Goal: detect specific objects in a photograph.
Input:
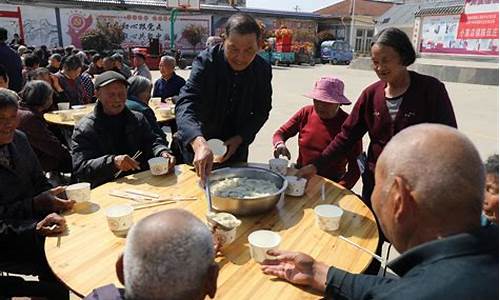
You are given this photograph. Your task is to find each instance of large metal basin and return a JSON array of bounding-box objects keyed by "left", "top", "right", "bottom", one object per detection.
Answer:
[{"left": 208, "top": 167, "right": 287, "bottom": 216}]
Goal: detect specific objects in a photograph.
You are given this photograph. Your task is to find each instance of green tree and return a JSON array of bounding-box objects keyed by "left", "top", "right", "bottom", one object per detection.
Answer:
[
  {"left": 81, "top": 21, "right": 125, "bottom": 52},
  {"left": 182, "top": 24, "right": 208, "bottom": 51}
]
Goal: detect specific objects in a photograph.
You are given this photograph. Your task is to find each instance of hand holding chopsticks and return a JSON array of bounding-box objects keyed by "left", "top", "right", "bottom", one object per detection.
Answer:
[{"left": 114, "top": 151, "right": 142, "bottom": 178}]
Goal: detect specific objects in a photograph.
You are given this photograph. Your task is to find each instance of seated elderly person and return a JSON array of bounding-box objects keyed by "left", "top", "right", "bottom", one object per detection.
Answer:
[
  {"left": 72, "top": 71, "right": 175, "bottom": 188},
  {"left": 152, "top": 55, "right": 185, "bottom": 102},
  {"left": 112, "top": 53, "right": 132, "bottom": 79},
  {"left": 261, "top": 124, "right": 498, "bottom": 299},
  {"left": 54, "top": 55, "right": 85, "bottom": 107},
  {"left": 126, "top": 76, "right": 168, "bottom": 143},
  {"left": 85, "top": 209, "right": 219, "bottom": 300},
  {"left": 483, "top": 154, "right": 498, "bottom": 225},
  {"left": 17, "top": 80, "right": 72, "bottom": 173},
  {"left": 47, "top": 53, "right": 62, "bottom": 74},
  {"left": 0, "top": 88, "right": 74, "bottom": 298}
]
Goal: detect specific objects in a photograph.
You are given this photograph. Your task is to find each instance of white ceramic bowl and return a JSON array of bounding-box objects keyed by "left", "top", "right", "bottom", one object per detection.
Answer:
[
  {"left": 105, "top": 204, "right": 134, "bottom": 234},
  {"left": 148, "top": 157, "right": 170, "bottom": 175},
  {"left": 248, "top": 230, "right": 281, "bottom": 263},
  {"left": 269, "top": 158, "right": 288, "bottom": 176},
  {"left": 208, "top": 212, "right": 242, "bottom": 248},
  {"left": 65, "top": 182, "right": 91, "bottom": 203},
  {"left": 207, "top": 139, "right": 227, "bottom": 157},
  {"left": 314, "top": 204, "right": 344, "bottom": 232},
  {"left": 57, "top": 102, "right": 70, "bottom": 110},
  {"left": 285, "top": 176, "right": 307, "bottom": 197}
]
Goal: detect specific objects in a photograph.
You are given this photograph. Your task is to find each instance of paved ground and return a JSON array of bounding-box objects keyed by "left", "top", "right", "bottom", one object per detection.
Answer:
[{"left": 173, "top": 64, "right": 499, "bottom": 195}]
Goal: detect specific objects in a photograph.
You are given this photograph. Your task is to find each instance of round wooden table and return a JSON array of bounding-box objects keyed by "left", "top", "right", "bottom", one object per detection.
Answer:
[
  {"left": 45, "top": 164, "right": 379, "bottom": 299},
  {"left": 43, "top": 103, "right": 175, "bottom": 127}
]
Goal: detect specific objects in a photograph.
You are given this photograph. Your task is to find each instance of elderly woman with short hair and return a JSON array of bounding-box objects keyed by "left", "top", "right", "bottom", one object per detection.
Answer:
[
  {"left": 297, "top": 27, "right": 458, "bottom": 204},
  {"left": 126, "top": 75, "right": 168, "bottom": 143},
  {"left": 17, "top": 80, "right": 72, "bottom": 173}
]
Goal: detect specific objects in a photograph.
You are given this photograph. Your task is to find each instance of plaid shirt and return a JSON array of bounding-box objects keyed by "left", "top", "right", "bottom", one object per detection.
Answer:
[{"left": 80, "top": 73, "right": 95, "bottom": 103}]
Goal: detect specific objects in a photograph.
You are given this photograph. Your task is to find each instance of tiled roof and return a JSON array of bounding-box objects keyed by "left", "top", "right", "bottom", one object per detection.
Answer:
[
  {"left": 415, "top": 5, "right": 464, "bottom": 16},
  {"left": 375, "top": 2, "right": 420, "bottom": 27},
  {"left": 315, "top": 0, "right": 395, "bottom": 17}
]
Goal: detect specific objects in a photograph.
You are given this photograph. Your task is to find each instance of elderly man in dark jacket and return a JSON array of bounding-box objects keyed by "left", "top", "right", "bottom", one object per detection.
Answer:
[
  {"left": 261, "top": 124, "right": 498, "bottom": 300},
  {"left": 0, "top": 89, "right": 74, "bottom": 299},
  {"left": 72, "top": 71, "right": 174, "bottom": 188},
  {"left": 175, "top": 14, "right": 272, "bottom": 182}
]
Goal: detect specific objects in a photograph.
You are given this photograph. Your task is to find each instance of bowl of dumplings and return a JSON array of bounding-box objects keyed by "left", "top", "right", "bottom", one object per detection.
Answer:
[{"left": 207, "top": 167, "right": 287, "bottom": 216}]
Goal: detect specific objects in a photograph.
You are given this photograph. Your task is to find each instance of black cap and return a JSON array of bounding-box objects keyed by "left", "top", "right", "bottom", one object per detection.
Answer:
[{"left": 95, "top": 71, "right": 129, "bottom": 89}]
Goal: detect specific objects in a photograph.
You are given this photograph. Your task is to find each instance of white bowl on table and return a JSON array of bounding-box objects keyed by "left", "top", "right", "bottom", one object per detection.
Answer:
[
  {"left": 148, "top": 157, "right": 170, "bottom": 175},
  {"left": 248, "top": 230, "right": 281, "bottom": 263},
  {"left": 314, "top": 204, "right": 344, "bottom": 232},
  {"left": 285, "top": 176, "right": 307, "bottom": 197}
]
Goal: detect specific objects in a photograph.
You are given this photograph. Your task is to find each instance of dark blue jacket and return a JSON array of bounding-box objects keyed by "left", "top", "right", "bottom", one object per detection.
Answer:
[
  {"left": 152, "top": 73, "right": 185, "bottom": 100},
  {"left": 175, "top": 44, "right": 272, "bottom": 163},
  {"left": 325, "top": 225, "right": 499, "bottom": 299},
  {"left": 0, "top": 42, "right": 23, "bottom": 92}
]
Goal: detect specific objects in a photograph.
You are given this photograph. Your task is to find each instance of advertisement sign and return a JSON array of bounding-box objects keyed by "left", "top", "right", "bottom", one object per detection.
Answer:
[
  {"left": 457, "top": 0, "right": 499, "bottom": 39},
  {"left": 420, "top": 0, "right": 498, "bottom": 56}
]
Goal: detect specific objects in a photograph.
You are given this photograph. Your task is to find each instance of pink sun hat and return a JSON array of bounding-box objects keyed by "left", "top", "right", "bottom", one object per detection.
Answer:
[{"left": 304, "top": 76, "right": 351, "bottom": 105}]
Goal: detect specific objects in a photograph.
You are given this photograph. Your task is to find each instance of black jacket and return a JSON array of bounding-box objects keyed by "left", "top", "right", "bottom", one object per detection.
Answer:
[
  {"left": 175, "top": 44, "right": 272, "bottom": 163},
  {"left": 0, "top": 131, "right": 52, "bottom": 245},
  {"left": 325, "top": 225, "right": 499, "bottom": 299},
  {"left": 71, "top": 103, "right": 169, "bottom": 188}
]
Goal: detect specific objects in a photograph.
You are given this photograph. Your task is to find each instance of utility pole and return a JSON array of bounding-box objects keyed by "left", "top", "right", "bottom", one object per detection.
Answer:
[
  {"left": 349, "top": 0, "right": 356, "bottom": 51},
  {"left": 293, "top": 5, "right": 300, "bottom": 12}
]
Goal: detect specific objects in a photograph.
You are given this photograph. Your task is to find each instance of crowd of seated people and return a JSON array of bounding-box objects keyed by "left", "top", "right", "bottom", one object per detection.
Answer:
[
  {"left": 0, "top": 26, "right": 188, "bottom": 298},
  {"left": 0, "top": 13, "right": 498, "bottom": 300}
]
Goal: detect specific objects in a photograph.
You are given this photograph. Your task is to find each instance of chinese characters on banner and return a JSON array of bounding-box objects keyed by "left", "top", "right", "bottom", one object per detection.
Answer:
[
  {"left": 420, "top": 0, "right": 498, "bottom": 56},
  {"left": 59, "top": 9, "right": 210, "bottom": 51}
]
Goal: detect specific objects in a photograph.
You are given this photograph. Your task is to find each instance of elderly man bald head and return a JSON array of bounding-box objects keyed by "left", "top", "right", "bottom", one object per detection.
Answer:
[
  {"left": 372, "top": 123, "right": 484, "bottom": 252},
  {"left": 85, "top": 209, "right": 218, "bottom": 300},
  {"left": 259, "top": 124, "right": 498, "bottom": 300}
]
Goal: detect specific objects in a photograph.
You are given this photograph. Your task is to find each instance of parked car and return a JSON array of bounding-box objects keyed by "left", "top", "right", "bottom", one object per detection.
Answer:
[{"left": 320, "top": 40, "right": 353, "bottom": 65}]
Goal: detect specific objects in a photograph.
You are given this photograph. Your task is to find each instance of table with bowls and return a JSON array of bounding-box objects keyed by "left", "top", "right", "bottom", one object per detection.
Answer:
[
  {"left": 43, "top": 101, "right": 175, "bottom": 128},
  {"left": 45, "top": 164, "right": 379, "bottom": 299}
]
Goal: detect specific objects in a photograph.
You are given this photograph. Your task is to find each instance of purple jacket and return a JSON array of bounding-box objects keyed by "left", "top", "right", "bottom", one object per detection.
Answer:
[
  {"left": 84, "top": 284, "right": 124, "bottom": 300},
  {"left": 17, "top": 104, "right": 72, "bottom": 172},
  {"left": 314, "top": 71, "right": 457, "bottom": 176}
]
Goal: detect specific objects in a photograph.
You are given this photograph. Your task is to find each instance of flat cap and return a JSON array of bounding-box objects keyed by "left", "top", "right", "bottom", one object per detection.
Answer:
[{"left": 95, "top": 71, "right": 129, "bottom": 89}]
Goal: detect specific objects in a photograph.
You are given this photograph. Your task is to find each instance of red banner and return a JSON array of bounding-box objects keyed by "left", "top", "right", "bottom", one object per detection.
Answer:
[{"left": 457, "top": 12, "right": 499, "bottom": 39}]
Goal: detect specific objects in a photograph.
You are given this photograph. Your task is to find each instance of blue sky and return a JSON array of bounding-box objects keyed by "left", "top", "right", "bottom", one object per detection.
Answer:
[{"left": 246, "top": 0, "right": 340, "bottom": 12}]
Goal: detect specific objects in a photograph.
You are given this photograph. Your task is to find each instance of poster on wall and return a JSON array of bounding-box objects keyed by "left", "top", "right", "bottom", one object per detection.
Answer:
[
  {"left": 20, "top": 6, "right": 59, "bottom": 47},
  {"left": 0, "top": 4, "right": 22, "bottom": 43},
  {"left": 0, "top": 4, "right": 58, "bottom": 47},
  {"left": 420, "top": 0, "right": 498, "bottom": 56},
  {"left": 59, "top": 8, "right": 210, "bottom": 52}
]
